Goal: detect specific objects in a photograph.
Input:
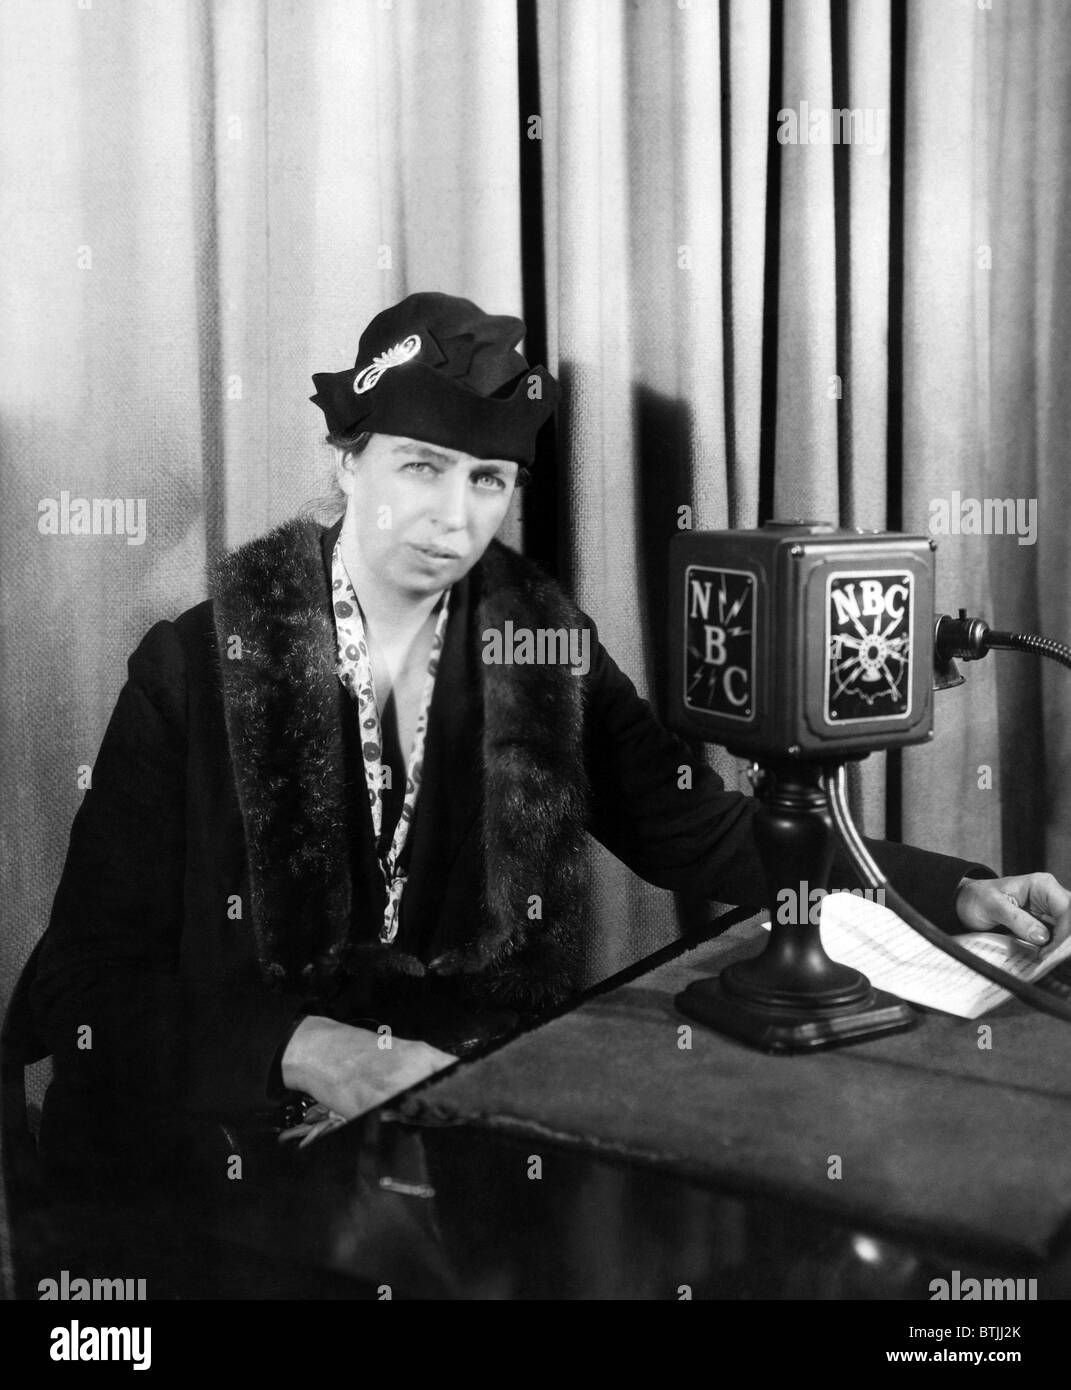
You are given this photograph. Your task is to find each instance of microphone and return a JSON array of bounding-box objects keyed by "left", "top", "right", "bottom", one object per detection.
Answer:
[
  {"left": 667, "top": 519, "right": 935, "bottom": 760},
  {"left": 667, "top": 520, "right": 1071, "bottom": 1047}
]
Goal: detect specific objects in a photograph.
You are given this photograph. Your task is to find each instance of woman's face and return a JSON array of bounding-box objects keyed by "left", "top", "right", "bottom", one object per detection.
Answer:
[{"left": 337, "top": 432, "right": 518, "bottom": 597}]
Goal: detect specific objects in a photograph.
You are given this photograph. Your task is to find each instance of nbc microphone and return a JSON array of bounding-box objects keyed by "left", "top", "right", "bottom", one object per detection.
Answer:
[
  {"left": 667, "top": 519, "right": 936, "bottom": 761},
  {"left": 667, "top": 520, "right": 1071, "bottom": 1047}
]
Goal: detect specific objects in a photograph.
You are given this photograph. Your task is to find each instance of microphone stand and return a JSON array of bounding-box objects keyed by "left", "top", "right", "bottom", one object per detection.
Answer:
[{"left": 676, "top": 757, "right": 916, "bottom": 1051}]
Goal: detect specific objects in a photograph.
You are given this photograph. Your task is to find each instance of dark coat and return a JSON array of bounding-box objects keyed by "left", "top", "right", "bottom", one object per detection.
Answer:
[{"left": 32, "top": 515, "right": 992, "bottom": 1175}]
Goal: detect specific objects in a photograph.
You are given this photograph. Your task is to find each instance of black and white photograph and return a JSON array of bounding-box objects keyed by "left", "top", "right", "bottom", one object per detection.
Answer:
[{"left": 1, "top": 0, "right": 1070, "bottom": 1356}]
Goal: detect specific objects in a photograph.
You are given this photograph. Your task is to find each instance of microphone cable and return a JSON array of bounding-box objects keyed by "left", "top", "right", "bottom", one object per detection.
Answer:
[
  {"left": 935, "top": 613, "right": 1071, "bottom": 672},
  {"left": 820, "top": 763, "right": 1071, "bottom": 1026}
]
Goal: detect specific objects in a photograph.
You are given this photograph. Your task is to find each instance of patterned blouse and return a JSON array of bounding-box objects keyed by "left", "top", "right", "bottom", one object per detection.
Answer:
[{"left": 330, "top": 539, "right": 452, "bottom": 945}]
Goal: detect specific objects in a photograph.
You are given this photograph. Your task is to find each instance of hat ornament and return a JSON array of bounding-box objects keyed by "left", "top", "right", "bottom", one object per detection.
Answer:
[{"left": 352, "top": 334, "right": 422, "bottom": 395}]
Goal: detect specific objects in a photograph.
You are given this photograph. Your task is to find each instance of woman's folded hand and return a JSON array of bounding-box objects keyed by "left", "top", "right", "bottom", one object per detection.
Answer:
[{"left": 280, "top": 1015, "right": 457, "bottom": 1121}]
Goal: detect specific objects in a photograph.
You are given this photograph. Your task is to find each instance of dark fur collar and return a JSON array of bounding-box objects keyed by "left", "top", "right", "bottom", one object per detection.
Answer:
[{"left": 208, "top": 515, "right": 591, "bottom": 1008}]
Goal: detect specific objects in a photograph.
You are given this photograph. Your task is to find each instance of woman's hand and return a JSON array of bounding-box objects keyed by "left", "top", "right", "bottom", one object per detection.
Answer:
[
  {"left": 280, "top": 1015, "right": 457, "bottom": 1121},
  {"left": 954, "top": 872, "right": 1071, "bottom": 958}
]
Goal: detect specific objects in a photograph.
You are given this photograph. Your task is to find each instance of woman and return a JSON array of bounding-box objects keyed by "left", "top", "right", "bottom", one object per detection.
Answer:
[{"left": 31, "top": 292, "right": 1070, "bottom": 1189}]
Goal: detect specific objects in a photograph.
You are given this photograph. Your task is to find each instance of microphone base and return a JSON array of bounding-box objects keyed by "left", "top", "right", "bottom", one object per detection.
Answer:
[{"left": 675, "top": 974, "right": 916, "bottom": 1053}]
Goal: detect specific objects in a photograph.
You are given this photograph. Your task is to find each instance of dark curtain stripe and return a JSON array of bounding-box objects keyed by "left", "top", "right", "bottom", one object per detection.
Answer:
[
  {"left": 517, "top": 0, "right": 559, "bottom": 578},
  {"left": 884, "top": 0, "right": 908, "bottom": 843},
  {"left": 831, "top": 0, "right": 852, "bottom": 525},
  {"left": 718, "top": 0, "right": 738, "bottom": 522},
  {"left": 758, "top": 0, "right": 784, "bottom": 525}
]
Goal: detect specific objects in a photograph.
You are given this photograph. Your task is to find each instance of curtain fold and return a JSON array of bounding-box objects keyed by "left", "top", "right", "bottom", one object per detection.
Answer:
[
  {"left": 775, "top": 0, "right": 840, "bottom": 517},
  {"left": 900, "top": 0, "right": 1000, "bottom": 866}
]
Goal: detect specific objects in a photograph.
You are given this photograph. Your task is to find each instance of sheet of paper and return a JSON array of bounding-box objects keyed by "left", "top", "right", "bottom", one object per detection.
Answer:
[{"left": 770, "top": 892, "right": 1071, "bottom": 1019}]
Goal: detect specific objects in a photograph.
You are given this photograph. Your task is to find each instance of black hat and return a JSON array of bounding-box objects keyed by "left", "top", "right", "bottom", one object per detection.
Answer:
[{"left": 310, "top": 292, "right": 558, "bottom": 465}]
